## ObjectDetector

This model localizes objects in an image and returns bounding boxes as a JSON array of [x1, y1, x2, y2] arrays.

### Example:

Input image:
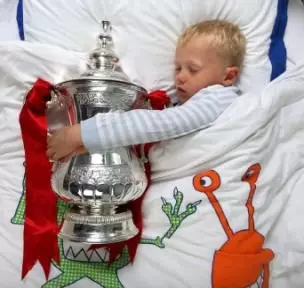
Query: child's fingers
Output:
[[57, 146, 88, 163], [75, 146, 88, 154]]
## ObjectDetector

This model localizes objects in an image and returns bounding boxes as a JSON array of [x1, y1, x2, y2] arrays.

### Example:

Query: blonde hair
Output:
[[177, 20, 246, 68]]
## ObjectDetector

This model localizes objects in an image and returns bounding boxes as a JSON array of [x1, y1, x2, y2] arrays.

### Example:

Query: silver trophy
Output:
[[47, 21, 148, 244]]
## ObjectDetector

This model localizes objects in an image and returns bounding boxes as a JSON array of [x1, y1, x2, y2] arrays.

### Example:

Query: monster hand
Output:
[[163, 188, 202, 239], [141, 187, 202, 248]]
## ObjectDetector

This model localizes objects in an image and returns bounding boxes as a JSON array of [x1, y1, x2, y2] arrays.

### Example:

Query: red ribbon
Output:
[[90, 90, 170, 262], [19, 79, 59, 280]]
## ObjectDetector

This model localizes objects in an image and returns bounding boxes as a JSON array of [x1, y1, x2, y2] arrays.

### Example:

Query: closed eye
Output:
[[189, 66, 200, 74]]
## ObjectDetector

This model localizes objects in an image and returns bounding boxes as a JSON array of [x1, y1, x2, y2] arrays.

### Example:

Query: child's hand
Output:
[[47, 124, 87, 161]]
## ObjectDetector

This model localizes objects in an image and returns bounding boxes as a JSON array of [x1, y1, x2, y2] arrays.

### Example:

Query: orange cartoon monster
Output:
[[193, 163, 274, 288]]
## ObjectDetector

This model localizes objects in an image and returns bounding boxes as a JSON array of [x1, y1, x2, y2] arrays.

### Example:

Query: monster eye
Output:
[[241, 163, 261, 184], [193, 170, 221, 194], [245, 170, 254, 178], [200, 176, 212, 187]]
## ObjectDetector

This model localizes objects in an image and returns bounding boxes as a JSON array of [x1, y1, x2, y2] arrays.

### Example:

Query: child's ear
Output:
[[223, 66, 240, 86]]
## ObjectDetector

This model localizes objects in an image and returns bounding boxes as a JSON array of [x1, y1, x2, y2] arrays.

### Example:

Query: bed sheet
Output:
[[1, 41, 304, 288], [0, 0, 304, 287]]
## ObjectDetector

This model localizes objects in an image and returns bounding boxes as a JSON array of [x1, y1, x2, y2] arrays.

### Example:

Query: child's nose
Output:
[[176, 71, 187, 84]]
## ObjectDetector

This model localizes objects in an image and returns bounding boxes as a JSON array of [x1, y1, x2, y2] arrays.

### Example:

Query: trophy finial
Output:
[[101, 20, 111, 34], [100, 21, 112, 48]]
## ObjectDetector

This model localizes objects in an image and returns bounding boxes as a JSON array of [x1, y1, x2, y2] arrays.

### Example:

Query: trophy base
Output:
[[59, 205, 139, 244]]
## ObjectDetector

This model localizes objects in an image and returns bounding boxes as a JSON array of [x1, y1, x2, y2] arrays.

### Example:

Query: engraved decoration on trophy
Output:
[[46, 20, 148, 244]]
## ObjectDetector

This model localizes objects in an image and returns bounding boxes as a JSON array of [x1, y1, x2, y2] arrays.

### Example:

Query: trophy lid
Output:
[[80, 21, 133, 83], [54, 20, 147, 111]]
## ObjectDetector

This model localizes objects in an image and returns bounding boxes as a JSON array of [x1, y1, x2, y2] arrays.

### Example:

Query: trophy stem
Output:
[[59, 204, 139, 244]]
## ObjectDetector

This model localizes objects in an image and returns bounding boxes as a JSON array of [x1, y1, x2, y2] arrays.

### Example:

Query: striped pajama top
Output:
[[81, 84, 240, 153]]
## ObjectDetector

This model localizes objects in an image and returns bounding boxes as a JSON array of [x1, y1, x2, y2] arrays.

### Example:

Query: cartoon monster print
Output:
[[193, 163, 275, 288], [12, 180, 201, 287]]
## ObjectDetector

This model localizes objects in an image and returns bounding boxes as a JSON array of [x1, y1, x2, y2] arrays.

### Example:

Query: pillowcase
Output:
[[20, 0, 288, 100], [285, 0, 304, 70], [0, 0, 21, 41]]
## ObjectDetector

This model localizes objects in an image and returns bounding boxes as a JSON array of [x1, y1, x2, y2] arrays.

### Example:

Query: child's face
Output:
[[174, 36, 237, 103]]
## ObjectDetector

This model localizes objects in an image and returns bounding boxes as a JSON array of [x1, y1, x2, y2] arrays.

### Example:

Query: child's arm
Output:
[[47, 85, 239, 161], [81, 85, 239, 153]]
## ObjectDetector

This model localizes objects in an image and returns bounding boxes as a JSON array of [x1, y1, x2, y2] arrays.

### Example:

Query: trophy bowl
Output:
[[47, 21, 148, 244]]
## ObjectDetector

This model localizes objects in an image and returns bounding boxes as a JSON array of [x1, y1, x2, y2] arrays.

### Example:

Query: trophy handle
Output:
[[46, 88, 70, 134]]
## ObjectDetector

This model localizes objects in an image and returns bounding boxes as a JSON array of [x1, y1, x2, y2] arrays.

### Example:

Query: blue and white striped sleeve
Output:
[[81, 85, 240, 153]]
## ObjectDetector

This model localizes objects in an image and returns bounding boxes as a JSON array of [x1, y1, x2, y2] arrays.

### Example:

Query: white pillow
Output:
[[0, 0, 21, 41], [21, 0, 285, 99], [285, 0, 304, 70]]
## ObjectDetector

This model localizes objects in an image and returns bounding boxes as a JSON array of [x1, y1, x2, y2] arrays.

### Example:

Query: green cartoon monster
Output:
[[11, 174, 201, 288]]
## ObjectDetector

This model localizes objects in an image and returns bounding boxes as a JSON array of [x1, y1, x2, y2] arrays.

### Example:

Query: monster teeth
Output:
[[64, 245, 109, 262], [90, 249, 109, 262]]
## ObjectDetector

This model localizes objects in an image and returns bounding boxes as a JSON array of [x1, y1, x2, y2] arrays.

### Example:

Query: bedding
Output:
[[1, 0, 304, 287], [1, 41, 304, 288]]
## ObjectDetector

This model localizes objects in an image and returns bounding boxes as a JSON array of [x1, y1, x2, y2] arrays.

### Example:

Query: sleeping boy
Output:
[[47, 20, 246, 161]]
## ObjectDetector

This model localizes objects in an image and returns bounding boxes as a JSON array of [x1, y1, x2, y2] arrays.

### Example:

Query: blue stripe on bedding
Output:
[[16, 0, 24, 40], [269, 0, 289, 80]]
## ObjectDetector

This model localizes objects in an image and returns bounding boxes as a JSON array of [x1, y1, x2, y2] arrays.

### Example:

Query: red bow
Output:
[[146, 90, 171, 110]]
